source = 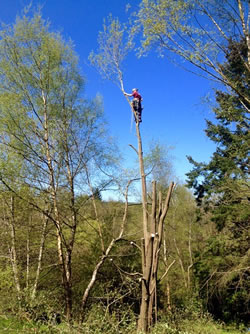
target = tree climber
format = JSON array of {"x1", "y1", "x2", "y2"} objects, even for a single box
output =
[{"x1": 124, "y1": 88, "x2": 143, "y2": 123}]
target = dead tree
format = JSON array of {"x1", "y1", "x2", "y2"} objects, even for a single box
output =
[{"x1": 128, "y1": 103, "x2": 175, "y2": 332}]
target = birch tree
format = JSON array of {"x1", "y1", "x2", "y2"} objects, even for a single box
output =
[
  {"x1": 0, "y1": 185, "x2": 50, "y2": 300},
  {"x1": 135, "y1": 0, "x2": 250, "y2": 105},
  {"x1": 0, "y1": 11, "x2": 112, "y2": 321}
]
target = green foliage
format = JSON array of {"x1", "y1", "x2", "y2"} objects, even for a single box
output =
[
  {"x1": 158, "y1": 185, "x2": 199, "y2": 307},
  {"x1": 0, "y1": 315, "x2": 38, "y2": 333},
  {"x1": 80, "y1": 303, "x2": 137, "y2": 334},
  {"x1": 89, "y1": 14, "x2": 134, "y2": 87},
  {"x1": 135, "y1": 0, "x2": 250, "y2": 100},
  {"x1": 136, "y1": 0, "x2": 192, "y2": 55},
  {"x1": 0, "y1": 266, "x2": 15, "y2": 312},
  {"x1": 0, "y1": 9, "x2": 112, "y2": 198},
  {"x1": 0, "y1": 9, "x2": 120, "y2": 323},
  {"x1": 144, "y1": 142, "x2": 174, "y2": 193},
  {"x1": 0, "y1": 312, "x2": 244, "y2": 334},
  {"x1": 187, "y1": 38, "x2": 249, "y2": 324}
]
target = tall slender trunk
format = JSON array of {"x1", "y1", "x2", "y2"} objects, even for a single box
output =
[
  {"x1": 80, "y1": 179, "x2": 131, "y2": 320},
  {"x1": 135, "y1": 122, "x2": 148, "y2": 240},
  {"x1": 9, "y1": 196, "x2": 21, "y2": 296},
  {"x1": 42, "y1": 90, "x2": 71, "y2": 321},
  {"x1": 237, "y1": 0, "x2": 250, "y2": 69},
  {"x1": 174, "y1": 238, "x2": 188, "y2": 288},
  {"x1": 122, "y1": 84, "x2": 174, "y2": 333},
  {"x1": 134, "y1": 114, "x2": 175, "y2": 332},
  {"x1": 85, "y1": 166, "x2": 105, "y2": 253},
  {"x1": 166, "y1": 281, "x2": 171, "y2": 311},
  {"x1": 81, "y1": 240, "x2": 115, "y2": 317},
  {"x1": 187, "y1": 218, "x2": 193, "y2": 289},
  {"x1": 26, "y1": 232, "x2": 30, "y2": 289},
  {"x1": 64, "y1": 152, "x2": 76, "y2": 321},
  {"x1": 31, "y1": 214, "x2": 48, "y2": 300}
]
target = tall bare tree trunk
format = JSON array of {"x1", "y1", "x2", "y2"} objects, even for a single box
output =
[
  {"x1": 174, "y1": 238, "x2": 188, "y2": 288},
  {"x1": 31, "y1": 214, "x2": 48, "y2": 300},
  {"x1": 42, "y1": 90, "x2": 72, "y2": 321},
  {"x1": 80, "y1": 179, "x2": 131, "y2": 320},
  {"x1": 166, "y1": 281, "x2": 171, "y2": 311},
  {"x1": 237, "y1": 0, "x2": 250, "y2": 69},
  {"x1": 81, "y1": 180, "x2": 132, "y2": 321},
  {"x1": 133, "y1": 115, "x2": 175, "y2": 332},
  {"x1": 187, "y1": 218, "x2": 193, "y2": 289},
  {"x1": 26, "y1": 232, "x2": 30, "y2": 289},
  {"x1": 81, "y1": 240, "x2": 115, "y2": 316},
  {"x1": 9, "y1": 196, "x2": 21, "y2": 296}
]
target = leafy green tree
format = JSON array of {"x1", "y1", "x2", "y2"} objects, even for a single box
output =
[
  {"x1": 186, "y1": 38, "x2": 249, "y2": 324},
  {"x1": 162, "y1": 186, "x2": 197, "y2": 302},
  {"x1": 0, "y1": 188, "x2": 54, "y2": 312},
  {"x1": 0, "y1": 10, "x2": 116, "y2": 320},
  {"x1": 134, "y1": 0, "x2": 250, "y2": 104}
]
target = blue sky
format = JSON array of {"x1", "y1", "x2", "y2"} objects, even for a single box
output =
[{"x1": 0, "y1": 0, "x2": 217, "y2": 189}]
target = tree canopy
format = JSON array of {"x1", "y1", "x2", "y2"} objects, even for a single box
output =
[{"x1": 135, "y1": 0, "x2": 250, "y2": 103}]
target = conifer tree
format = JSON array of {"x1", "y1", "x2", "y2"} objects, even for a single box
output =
[{"x1": 186, "y1": 38, "x2": 249, "y2": 324}]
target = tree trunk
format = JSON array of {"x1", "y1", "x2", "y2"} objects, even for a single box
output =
[
  {"x1": 123, "y1": 83, "x2": 174, "y2": 333},
  {"x1": 9, "y1": 196, "x2": 21, "y2": 296},
  {"x1": 80, "y1": 242, "x2": 114, "y2": 318},
  {"x1": 135, "y1": 110, "x2": 175, "y2": 332},
  {"x1": 31, "y1": 214, "x2": 48, "y2": 300},
  {"x1": 174, "y1": 238, "x2": 188, "y2": 288},
  {"x1": 26, "y1": 232, "x2": 30, "y2": 289},
  {"x1": 80, "y1": 179, "x2": 131, "y2": 321},
  {"x1": 166, "y1": 281, "x2": 171, "y2": 311},
  {"x1": 42, "y1": 90, "x2": 73, "y2": 321}
]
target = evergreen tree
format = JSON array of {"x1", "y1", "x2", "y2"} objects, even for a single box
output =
[{"x1": 186, "y1": 38, "x2": 249, "y2": 324}]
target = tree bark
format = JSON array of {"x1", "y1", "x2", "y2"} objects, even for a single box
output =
[
  {"x1": 26, "y1": 232, "x2": 30, "y2": 289},
  {"x1": 31, "y1": 214, "x2": 48, "y2": 300},
  {"x1": 42, "y1": 89, "x2": 72, "y2": 321},
  {"x1": 135, "y1": 108, "x2": 175, "y2": 332},
  {"x1": 9, "y1": 196, "x2": 21, "y2": 296}
]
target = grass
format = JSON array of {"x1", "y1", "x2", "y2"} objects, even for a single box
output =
[
  {"x1": 0, "y1": 315, "x2": 62, "y2": 333},
  {"x1": 0, "y1": 314, "x2": 246, "y2": 334},
  {"x1": 0, "y1": 315, "x2": 36, "y2": 333}
]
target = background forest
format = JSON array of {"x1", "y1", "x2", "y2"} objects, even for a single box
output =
[{"x1": 0, "y1": 1, "x2": 249, "y2": 333}]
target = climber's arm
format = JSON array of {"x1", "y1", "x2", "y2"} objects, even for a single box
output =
[{"x1": 124, "y1": 92, "x2": 132, "y2": 97}]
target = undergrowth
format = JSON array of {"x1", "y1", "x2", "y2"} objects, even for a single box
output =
[{"x1": 0, "y1": 305, "x2": 247, "y2": 334}]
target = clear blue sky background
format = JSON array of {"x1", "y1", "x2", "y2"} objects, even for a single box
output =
[{"x1": 0, "y1": 0, "x2": 217, "y2": 191}]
